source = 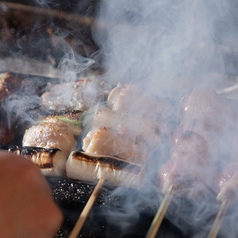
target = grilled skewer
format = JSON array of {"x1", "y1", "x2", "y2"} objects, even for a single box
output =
[
  {"x1": 149, "y1": 88, "x2": 236, "y2": 235},
  {"x1": 67, "y1": 83, "x2": 177, "y2": 237},
  {"x1": 66, "y1": 151, "x2": 145, "y2": 238},
  {"x1": 67, "y1": 100, "x2": 152, "y2": 236},
  {"x1": 66, "y1": 128, "x2": 146, "y2": 237}
]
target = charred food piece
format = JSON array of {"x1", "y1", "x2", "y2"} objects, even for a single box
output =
[
  {"x1": 70, "y1": 126, "x2": 148, "y2": 188},
  {"x1": 66, "y1": 151, "x2": 144, "y2": 188},
  {"x1": 21, "y1": 146, "x2": 66, "y2": 177}
]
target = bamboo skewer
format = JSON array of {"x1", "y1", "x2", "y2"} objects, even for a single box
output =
[
  {"x1": 207, "y1": 199, "x2": 228, "y2": 238},
  {"x1": 146, "y1": 184, "x2": 174, "y2": 238},
  {"x1": 68, "y1": 178, "x2": 106, "y2": 238}
]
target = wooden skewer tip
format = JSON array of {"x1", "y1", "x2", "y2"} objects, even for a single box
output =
[
  {"x1": 146, "y1": 184, "x2": 174, "y2": 238},
  {"x1": 68, "y1": 178, "x2": 105, "y2": 238},
  {"x1": 207, "y1": 199, "x2": 228, "y2": 238}
]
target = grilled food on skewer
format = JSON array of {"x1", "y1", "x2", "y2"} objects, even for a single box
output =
[
  {"x1": 22, "y1": 114, "x2": 82, "y2": 176},
  {"x1": 67, "y1": 83, "x2": 168, "y2": 237},
  {"x1": 67, "y1": 125, "x2": 148, "y2": 187},
  {"x1": 22, "y1": 115, "x2": 82, "y2": 158},
  {"x1": 22, "y1": 77, "x2": 109, "y2": 175},
  {"x1": 159, "y1": 88, "x2": 237, "y2": 197},
  {"x1": 82, "y1": 126, "x2": 150, "y2": 165},
  {"x1": 179, "y1": 88, "x2": 237, "y2": 166},
  {"x1": 149, "y1": 88, "x2": 238, "y2": 237},
  {"x1": 207, "y1": 130, "x2": 238, "y2": 237},
  {"x1": 66, "y1": 151, "x2": 145, "y2": 188},
  {"x1": 159, "y1": 130, "x2": 218, "y2": 197},
  {"x1": 155, "y1": 130, "x2": 217, "y2": 237},
  {"x1": 67, "y1": 125, "x2": 149, "y2": 238}
]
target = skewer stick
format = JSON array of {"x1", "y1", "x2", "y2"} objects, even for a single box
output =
[
  {"x1": 207, "y1": 199, "x2": 228, "y2": 238},
  {"x1": 146, "y1": 184, "x2": 174, "y2": 238},
  {"x1": 68, "y1": 178, "x2": 106, "y2": 238}
]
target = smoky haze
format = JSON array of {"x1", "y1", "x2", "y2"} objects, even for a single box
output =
[
  {"x1": 2, "y1": 0, "x2": 238, "y2": 237},
  {"x1": 90, "y1": 0, "x2": 238, "y2": 237},
  {"x1": 93, "y1": 0, "x2": 238, "y2": 92}
]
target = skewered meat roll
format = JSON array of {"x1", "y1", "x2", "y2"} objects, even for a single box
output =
[
  {"x1": 22, "y1": 116, "x2": 82, "y2": 158},
  {"x1": 82, "y1": 126, "x2": 150, "y2": 165},
  {"x1": 66, "y1": 151, "x2": 144, "y2": 188},
  {"x1": 66, "y1": 130, "x2": 148, "y2": 188},
  {"x1": 158, "y1": 88, "x2": 237, "y2": 197},
  {"x1": 159, "y1": 130, "x2": 218, "y2": 197},
  {"x1": 149, "y1": 87, "x2": 238, "y2": 236}
]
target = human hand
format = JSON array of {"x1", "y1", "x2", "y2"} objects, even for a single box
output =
[{"x1": 0, "y1": 152, "x2": 63, "y2": 238}]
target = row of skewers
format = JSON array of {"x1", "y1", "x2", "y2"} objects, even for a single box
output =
[
  {"x1": 1, "y1": 71, "x2": 238, "y2": 237},
  {"x1": 147, "y1": 88, "x2": 238, "y2": 238}
]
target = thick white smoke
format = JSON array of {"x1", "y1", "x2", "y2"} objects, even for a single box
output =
[
  {"x1": 90, "y1": 0, "x2": 238, "y2": 236},
  {"x1": 93, "y1": 0, "x2": 234, "y2": 92}
]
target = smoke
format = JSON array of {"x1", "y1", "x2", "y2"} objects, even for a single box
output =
[
  {"x1": 1, "y1": 77, "x2": 43, "y2": 128},
  {"x1": 93, "y1": 0, "x2": 235, "y2": 92},
  {"x1": 2, "y1": 0, "x2": 238, "y2": 236},
  {"x1": 89, "y1": 0, "x2": 238, "y2": 236},
  {"x1": 58, "y1": 47, "x2": 95, "y2": 82}
]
